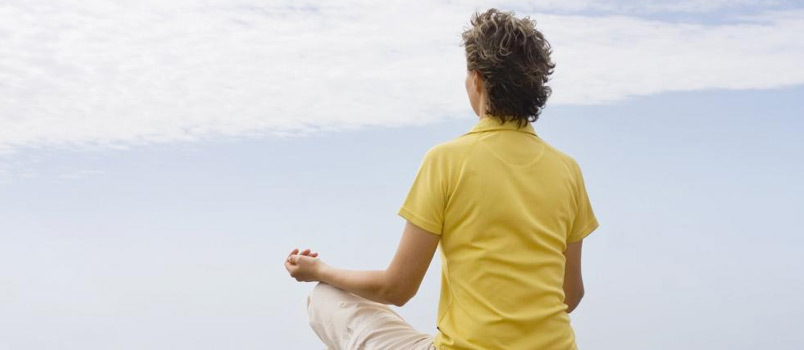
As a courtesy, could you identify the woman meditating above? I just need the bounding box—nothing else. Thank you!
[285,8,599,350]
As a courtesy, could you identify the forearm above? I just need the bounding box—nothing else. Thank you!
[317,263,396,305]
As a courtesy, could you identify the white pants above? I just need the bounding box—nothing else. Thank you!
[307,282,436,350]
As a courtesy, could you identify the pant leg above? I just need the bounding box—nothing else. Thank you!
[307,282,435,350]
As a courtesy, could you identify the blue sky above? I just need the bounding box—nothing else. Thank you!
[1,1,803,349]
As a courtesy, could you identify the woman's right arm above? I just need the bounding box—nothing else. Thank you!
[563,240,585,313]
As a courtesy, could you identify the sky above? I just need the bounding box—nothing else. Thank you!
[0,0,803,349]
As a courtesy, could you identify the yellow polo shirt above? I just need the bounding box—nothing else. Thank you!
[398,116,598,350]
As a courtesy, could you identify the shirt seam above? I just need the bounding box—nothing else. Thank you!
[398,206,442,235]
[569,217,599,242]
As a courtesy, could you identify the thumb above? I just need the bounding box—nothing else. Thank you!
[289,254,300,264]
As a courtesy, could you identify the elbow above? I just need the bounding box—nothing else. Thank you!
[382,281,416,307]
[390,296,410,307]
[385,288,414,307]
[566,289,585,314]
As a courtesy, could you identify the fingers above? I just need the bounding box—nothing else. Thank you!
[286,248,318,267]
[298,248,318,257]
[300,248,319,256]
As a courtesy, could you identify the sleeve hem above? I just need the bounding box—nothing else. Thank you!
[397,206,443,235]
[568,218,599,243]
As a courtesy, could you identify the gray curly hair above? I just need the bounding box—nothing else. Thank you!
[460,8,556,128]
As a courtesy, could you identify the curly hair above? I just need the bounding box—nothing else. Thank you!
[460,8,556,128]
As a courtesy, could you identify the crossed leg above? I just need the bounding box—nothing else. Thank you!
[307,282,436,350]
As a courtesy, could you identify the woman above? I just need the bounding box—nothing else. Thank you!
[285,8,598,350]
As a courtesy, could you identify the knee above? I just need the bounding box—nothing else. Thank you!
[309,282,340,306]
[307,282,348,322]
[307,283,359,348]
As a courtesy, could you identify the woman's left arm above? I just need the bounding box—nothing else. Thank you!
[285,220,440,306]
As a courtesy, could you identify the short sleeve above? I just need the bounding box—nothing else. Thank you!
[567,162,599,243]
[397,147,447,235]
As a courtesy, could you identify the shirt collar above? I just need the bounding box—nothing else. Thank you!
[463,116,537,136]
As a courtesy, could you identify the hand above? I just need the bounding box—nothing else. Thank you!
[285,248,324,282]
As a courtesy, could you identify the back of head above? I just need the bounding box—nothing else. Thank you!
[461,8,556,128]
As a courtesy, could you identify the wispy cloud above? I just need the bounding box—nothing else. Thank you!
[56,169,105,181]
[0,0,802,152]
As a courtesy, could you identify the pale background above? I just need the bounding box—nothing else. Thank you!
[1,1,802,349]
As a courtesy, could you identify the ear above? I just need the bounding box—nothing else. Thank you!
[472,71,484,94]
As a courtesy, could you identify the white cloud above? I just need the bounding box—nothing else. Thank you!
[0,0,802,152]
[542,10,804,102]
[457,0,796,14]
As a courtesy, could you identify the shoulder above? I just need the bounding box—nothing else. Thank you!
[423,136,476,165]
